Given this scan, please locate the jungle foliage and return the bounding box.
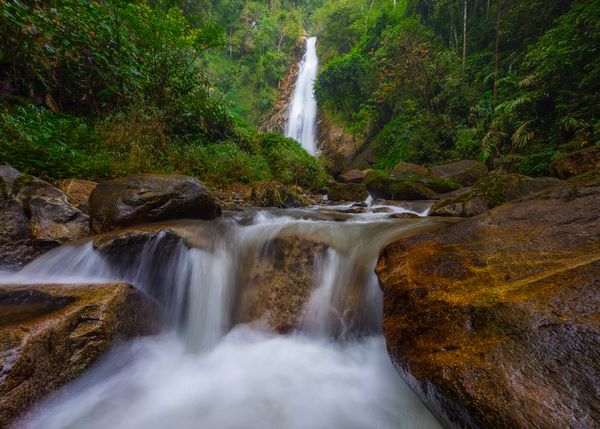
[314,0,600,175]
[0,0,325,188]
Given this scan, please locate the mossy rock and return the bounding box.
[431,160,489,186]
[551,146,600,179]
[251,181,307,208]
[431,173,563,217]
[327,182,368,202]
[365,169,459,201]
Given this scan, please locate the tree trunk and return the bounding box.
[462,0,468,70]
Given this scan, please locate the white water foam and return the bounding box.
[3,210,443,429]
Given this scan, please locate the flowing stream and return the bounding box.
[285,36,318,154]
[1,204,442,429]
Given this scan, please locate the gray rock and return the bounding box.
[89,174,222,233]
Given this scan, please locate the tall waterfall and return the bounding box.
[2,205,441,429]
[285,36,318,154]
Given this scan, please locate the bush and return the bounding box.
[258,133,325,190]
[0,105,110,179]
[181,141,272,186]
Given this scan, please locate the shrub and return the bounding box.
[181,141,272,186]
[0,105,110,179]
[258,133,325,190]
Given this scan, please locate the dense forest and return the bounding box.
[314,0,599,175]
[0,0,323,189]
[0,0,598,186]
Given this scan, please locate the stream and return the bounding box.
[1,204,442,429]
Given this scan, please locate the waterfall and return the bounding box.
[2,208,442,429]
[285,36,318,154]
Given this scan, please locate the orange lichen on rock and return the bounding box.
[376,171,600,428]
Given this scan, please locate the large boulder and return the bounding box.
[14,176,90,241]
[250,181,307,208]
[57,179,98,213]
[365,170,460,201]
[376,172,600,428]
[0,283,160,427]
[430,173,562,217]
[327,182,369,202]
[89,174,221,233]
[551,146,600,179]
[393,162,431,176]
[0,166,90,269]
[235,234,329,332]
[338,169,366,184]
[431,160,488,186]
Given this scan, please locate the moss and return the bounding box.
[472,175,510,208]
[416,174,462,194]
[365,169,390,185]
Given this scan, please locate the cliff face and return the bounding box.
[316,113,366,174]
[376,170,600,428]
[260,62,299,134]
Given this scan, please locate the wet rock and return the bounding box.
[338,169,366,184]
[430,173,562,217]
[251,181,307,208]
[431,160,489,186]
[11,173,89,242]
[365,170,459,201]
[89,174,222,233]
[235,235,329,332]
[393,162,431,176]
[57,179,97,213]
[0,240,58,272]
[327,182,369,202]
[92,221,218,257]
[0,167,90,269]
[551,146,600,179]
[0,283,160,427]
[388,212,420,219]
[376,174,600,428]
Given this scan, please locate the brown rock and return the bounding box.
[431,160,488,186]
[89,174,221,233]
[12,173,90,242]
[393,162,431,176]
[327,182,369,202]
[551,146,600,179]
[58,179,97,212]
[0,167,89,268]
[235,235,329,332]
[317,113,365,175]
[388,212,420,219]
[376,175,600,428]
[338,169,366,184]
[0,283,160,427]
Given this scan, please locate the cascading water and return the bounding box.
[1,205,442,429]
[285,37,318,154]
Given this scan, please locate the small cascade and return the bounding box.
[285,36,318,154]
[1,207,443,429]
